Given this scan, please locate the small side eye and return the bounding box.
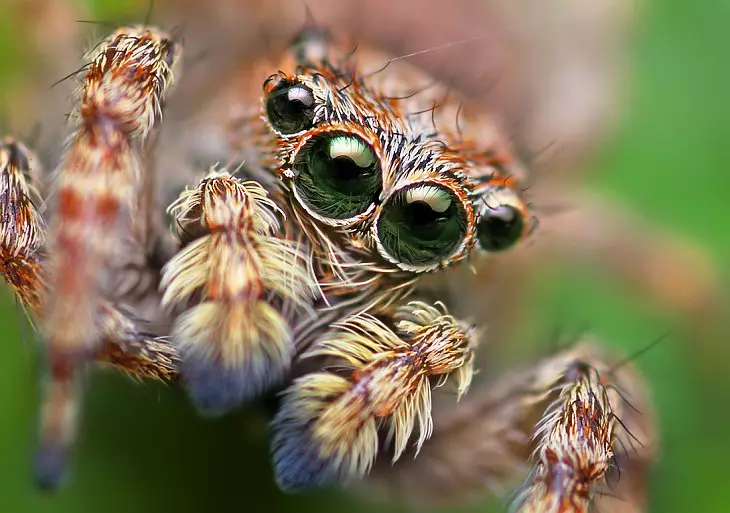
[476,189,526,252]
[265,80,315,135]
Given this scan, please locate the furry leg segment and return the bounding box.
[271,301,477,491]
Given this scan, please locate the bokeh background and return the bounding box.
[1,0,729,512]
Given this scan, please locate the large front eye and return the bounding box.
[377,184,468,268]
[294,133,381,219]
[476,190,526,252]
[266,80,315,134]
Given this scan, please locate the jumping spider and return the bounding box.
[0,15,672,513]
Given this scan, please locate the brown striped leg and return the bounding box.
[34,27,183,490]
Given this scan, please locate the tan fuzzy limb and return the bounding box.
[513,362,620,512]
[36,307,176,491]
[34,302,180,492]
[161,168,313,413]
[367,342,656,513]
[271,301,477,492]
[94,304,180,383]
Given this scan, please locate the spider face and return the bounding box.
[261,34,531,275]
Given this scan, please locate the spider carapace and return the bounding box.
[0,20,653,513]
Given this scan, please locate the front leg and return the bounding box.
[160,168,314,414]
[270,300,477,492]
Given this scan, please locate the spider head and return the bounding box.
[261,53,532,276]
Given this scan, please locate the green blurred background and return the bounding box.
[1,0,729,512]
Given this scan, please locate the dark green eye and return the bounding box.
[476,204,524,251]
[377,184,467,268]
[266,81,315,134]
[294,133,381,219]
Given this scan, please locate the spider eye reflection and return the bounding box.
[265,81,315,134]
[378,184,467,268]
[294,133,381,219]
[476,202,525,252]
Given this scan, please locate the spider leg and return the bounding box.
[29,26,183,490]
[93,303,179,382]
[0,137,47,316]
[270,301,477,492]
[34,302,182,491]
[0,136,178,376]
[41,25,182,356]
[0,134,181,488]
[160,168,313,414]
[512,360,630,512]
[367,341,656,513]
